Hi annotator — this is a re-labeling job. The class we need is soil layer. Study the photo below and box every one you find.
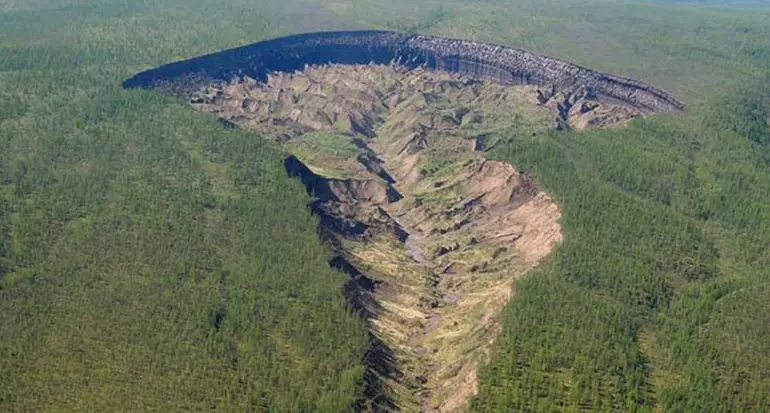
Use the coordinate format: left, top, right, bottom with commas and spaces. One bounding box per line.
189, 64, 571, 412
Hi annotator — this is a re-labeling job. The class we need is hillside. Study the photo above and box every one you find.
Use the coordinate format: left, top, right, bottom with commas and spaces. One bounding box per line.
125, 24, 685, 407
186, 64, 566, 411
1, 0, 769, 412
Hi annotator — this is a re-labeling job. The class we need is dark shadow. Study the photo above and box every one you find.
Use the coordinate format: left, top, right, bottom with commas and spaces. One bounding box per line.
285, 155, 402, 411
332, 255, 402, 413
360, 333, 402, 413
284, 155, 336, 202
474, 134, 487, 151
332, 256, 379, 317
217, 117, 238, 129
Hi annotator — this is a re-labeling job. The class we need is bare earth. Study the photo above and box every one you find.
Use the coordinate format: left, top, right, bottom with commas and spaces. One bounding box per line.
189, 64, 641, 412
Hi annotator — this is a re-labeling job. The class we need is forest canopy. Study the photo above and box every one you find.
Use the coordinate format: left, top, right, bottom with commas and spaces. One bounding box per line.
1, 0, 769, 412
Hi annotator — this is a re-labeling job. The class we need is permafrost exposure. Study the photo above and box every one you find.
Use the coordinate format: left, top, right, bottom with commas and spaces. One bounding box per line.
124, 30, 683, 113
125, 31, 683, 413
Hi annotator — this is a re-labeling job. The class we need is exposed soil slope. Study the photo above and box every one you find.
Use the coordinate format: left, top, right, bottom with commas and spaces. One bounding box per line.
188, 64, 569, 412
124, 30, 684, 114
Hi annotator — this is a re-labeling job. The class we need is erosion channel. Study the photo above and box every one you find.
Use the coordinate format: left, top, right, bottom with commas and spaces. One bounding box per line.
125, 31, 683, 413
197, 65, 591, 412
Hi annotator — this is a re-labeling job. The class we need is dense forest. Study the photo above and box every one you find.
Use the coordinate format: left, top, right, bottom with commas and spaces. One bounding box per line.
471, 78, 770, 412
0, 62, 369, 413
0, 2, 369, 411
1, 0, 769, 412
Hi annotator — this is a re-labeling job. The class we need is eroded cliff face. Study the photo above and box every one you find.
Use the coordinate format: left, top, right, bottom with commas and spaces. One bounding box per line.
123, 32, 682, 412
123, 30, 684, 114
188, 64, 564, 412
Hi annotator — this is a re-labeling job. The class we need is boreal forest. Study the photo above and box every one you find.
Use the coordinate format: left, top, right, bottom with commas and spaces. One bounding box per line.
0, 0, 769, 412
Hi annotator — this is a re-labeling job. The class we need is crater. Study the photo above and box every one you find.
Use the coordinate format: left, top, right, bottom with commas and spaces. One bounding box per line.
124, 30, 682, 412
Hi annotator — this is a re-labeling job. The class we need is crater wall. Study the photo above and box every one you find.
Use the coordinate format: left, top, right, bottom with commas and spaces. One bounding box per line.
123, 30, 684, 112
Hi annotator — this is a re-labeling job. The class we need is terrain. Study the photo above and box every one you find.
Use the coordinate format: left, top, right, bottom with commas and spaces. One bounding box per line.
1, 0, 770, 413
190, 64, 568, 411
124, 29, 684, 410
123, 30, 683, 114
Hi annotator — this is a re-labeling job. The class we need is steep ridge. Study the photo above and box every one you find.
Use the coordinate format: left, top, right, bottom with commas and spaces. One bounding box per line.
123, 30, 684, 114
185, 64, 564, 412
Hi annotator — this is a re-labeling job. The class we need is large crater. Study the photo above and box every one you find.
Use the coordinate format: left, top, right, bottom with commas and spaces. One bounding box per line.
124, 31, 682, 413
124, 30, 683, 114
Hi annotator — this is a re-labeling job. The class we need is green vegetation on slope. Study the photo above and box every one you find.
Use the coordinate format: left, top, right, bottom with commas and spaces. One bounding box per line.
1, 0, 770, 412
470, 78, 770, 412
285, 132, 366, 178
0, 89, 369, 413
0, 2, 368, 412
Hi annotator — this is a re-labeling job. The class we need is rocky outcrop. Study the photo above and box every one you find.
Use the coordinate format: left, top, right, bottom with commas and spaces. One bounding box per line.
123, 30, 683, 113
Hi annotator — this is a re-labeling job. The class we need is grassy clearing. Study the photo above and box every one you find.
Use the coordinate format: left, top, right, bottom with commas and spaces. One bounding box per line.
285, 132, 366, 179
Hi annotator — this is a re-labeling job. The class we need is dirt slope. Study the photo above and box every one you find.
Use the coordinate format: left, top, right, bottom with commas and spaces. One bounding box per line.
189, 64, 591, 412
